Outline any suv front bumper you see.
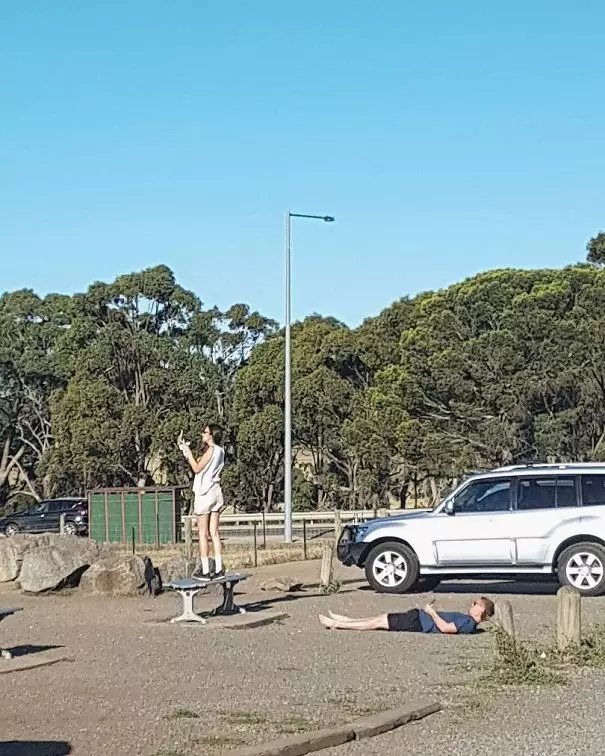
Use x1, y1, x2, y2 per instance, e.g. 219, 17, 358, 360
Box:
336, 526, 366, 567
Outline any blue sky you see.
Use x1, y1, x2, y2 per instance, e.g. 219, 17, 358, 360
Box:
1, 1, 604, 325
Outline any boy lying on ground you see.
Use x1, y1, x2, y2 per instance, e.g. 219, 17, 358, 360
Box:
319, 596, 494, 634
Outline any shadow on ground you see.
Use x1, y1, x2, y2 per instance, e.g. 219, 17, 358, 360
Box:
1, 742, 71, 755
5, 644, 64, 658
434, 580, 559, 596
354, 579, 560, 596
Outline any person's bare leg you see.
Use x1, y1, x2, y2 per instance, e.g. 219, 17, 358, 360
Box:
329, 610, 361, 621
198, 514, 210, 562
209, 511, 223, 573
319, 613, 389, 630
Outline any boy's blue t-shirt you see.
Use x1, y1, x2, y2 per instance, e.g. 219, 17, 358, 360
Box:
418, 610, 477, 634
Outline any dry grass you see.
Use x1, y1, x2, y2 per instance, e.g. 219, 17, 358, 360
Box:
225, 541, 327, 569
481, 622, 605, 689
164, 708, 200, 720
110, 539, 329, 569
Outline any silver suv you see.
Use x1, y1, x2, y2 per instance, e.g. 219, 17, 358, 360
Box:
337, 464, 605, 596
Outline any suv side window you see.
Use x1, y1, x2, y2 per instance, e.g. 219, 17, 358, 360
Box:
556, 477, 577, 507
452, 479, 512, 514
581, 475, 605, 506
517, 477, 577, 509
46, 501, 67, 513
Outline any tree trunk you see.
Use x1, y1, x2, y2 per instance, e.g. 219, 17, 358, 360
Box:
265, 482, 274, 513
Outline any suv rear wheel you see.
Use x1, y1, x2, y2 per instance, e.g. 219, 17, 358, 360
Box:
4, 522, 19, 537
557, 542, 605, 597
364, 541, 420, 594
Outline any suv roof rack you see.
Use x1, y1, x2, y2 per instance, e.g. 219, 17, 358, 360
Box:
494, 462, 605, 472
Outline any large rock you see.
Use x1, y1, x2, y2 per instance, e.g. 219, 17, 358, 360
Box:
79, 555, 160, 596
0, 535, 41, 582
19, 538, 100, 593
157, 554, 197, 584
260, 577, 304, 593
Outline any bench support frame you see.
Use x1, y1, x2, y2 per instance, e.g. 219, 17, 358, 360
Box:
167, 576, 247, 624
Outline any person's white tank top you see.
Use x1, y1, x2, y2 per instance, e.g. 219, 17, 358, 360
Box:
193, 445, 224, 496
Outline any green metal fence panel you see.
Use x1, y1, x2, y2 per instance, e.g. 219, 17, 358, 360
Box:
88, 488, 180, 544
124, 492, 139, 544
141, 492, 156, 544
157, 490, 176, 544
90, 491, 108, 542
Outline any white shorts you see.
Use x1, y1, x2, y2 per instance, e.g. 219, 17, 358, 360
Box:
194, 485, 225, 516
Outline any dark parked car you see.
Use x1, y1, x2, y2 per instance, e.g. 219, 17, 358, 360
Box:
0, 499, 88, 537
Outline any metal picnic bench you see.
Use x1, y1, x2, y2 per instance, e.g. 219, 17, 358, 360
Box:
164, 573, 248, 624
0, 608, 23, 659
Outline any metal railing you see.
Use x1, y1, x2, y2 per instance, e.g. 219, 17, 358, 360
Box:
178, 507, 432, 565
181, 507, 431, 542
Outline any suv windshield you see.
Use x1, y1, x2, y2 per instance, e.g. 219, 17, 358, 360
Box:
450, 478, 512, 513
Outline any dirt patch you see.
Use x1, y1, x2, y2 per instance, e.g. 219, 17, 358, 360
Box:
2, 563, 605, 755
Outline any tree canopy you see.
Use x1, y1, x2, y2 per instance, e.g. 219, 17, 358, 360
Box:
3, 254, 605, 511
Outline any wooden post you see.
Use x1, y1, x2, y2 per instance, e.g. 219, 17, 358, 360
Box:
184, 516, 194, 562
494, 600, 515, 638
59, 514, 65, 535
262, 510, 267, 549
253, 522, 258, 567
557, 585, 581, 651
334, 510, 342, 545
320, 543, 334, 590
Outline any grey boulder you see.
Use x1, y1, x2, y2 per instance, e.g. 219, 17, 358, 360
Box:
0, 535, 41, 582
79, 555, 160, 596
157, 554, 197, 584
19, 538, 100, 593
260, 577, 304, 593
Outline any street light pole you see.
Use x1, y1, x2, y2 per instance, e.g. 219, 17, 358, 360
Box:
284, 211, 335, 543
284, 211, 293, 543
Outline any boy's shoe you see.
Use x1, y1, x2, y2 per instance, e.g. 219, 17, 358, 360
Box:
213, 569, 225, 580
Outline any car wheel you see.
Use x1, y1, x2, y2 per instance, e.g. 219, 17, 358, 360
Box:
62, 521, 77, 536
557, 542, 605, 597
364, 541, 420, 594
4, 523, 19, 537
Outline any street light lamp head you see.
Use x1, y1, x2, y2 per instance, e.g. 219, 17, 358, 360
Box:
323, 216, 335, 223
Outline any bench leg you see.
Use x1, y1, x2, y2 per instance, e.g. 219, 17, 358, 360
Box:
171, 590, 206, 624
210, 581, 246, 617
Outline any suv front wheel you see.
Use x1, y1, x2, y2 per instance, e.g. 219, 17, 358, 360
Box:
364, 541, 420, 594
557, 542, 605, 597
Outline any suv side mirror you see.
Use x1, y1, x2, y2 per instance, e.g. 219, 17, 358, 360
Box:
445, 500, 455, 516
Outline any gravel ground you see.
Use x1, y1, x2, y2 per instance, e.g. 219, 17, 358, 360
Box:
1, 561, 604, 755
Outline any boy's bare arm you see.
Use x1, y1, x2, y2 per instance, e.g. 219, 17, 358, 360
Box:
423, 599, 457, 634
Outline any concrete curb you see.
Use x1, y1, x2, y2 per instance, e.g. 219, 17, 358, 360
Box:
0, 652, 73, 675
353, 701, 440, 739
233, 700, 440, 756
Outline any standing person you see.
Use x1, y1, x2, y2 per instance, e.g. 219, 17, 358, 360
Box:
318, 596, 494, 634
178, 425, 226, 580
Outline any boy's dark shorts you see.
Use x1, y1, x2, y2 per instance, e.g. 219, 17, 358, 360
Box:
387, 608, 422, 632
